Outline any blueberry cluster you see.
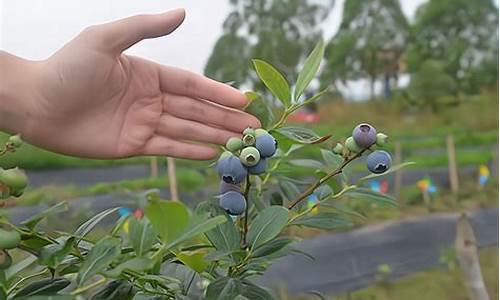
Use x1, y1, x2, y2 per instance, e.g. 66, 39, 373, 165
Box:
216, 128, 277, 216
333, 123, 392, 174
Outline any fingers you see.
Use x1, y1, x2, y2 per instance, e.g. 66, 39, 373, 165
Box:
159, 66, 248, 108
163, 94, 261, 132
142, 135, 217, 160
157, 114, 239, 145
89, 8, 186, 52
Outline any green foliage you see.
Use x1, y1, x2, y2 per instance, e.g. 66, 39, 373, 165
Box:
407, 0, 499, 93
407, 60, 458, 111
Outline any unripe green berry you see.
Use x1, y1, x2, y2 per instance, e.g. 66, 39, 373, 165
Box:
0, 228, 21, 249
376, 133, 389, 146
240, 147, 261, 166
242, 134, 255, 146
225, 137, 243, 152
333, 143, 344, 155
243, 127, 255, 136
0, 168, 28, 191
218, 151, 232, 162
0, 250, 12, 269
345, 137, 362, 153
254, 128, 269, 137
8, 134, 23, 148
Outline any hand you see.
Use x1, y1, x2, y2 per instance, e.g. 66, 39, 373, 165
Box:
5, 9, 260, 160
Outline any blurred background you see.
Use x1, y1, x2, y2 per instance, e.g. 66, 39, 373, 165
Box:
0, 0, 498, 299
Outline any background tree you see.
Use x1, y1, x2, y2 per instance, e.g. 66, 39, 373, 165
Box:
407, 60, 457, 112
322, 0, 409, 100
406, 0, 499, 94
204, 0, 334, 92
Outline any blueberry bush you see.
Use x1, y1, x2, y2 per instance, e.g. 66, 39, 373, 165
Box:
0, 40, 410, 299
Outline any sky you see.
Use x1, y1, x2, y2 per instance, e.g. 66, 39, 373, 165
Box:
0, 0, 433, 99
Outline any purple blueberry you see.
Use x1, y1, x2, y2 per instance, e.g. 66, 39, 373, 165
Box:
219, 181, 241, 194
219, 191, 246, 216
366, 150, 392, 174
216, 155, 248, 184
248, 158, 267, 175
255, 133, 277, 158
352, 123, 377, 148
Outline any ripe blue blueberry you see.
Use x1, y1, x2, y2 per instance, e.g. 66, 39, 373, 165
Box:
352, 123, 377, 148
366, 150, 392, 174
255, 133, 277, 158
219, 181, 241, 194
216, 155, 248, 184
219, 191, 246, 216
248, 158, 267, 175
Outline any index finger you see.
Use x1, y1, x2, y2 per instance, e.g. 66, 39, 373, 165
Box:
158, 66, 248, 108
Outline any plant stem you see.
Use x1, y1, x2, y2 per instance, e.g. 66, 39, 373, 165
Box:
70, 277, 107, 295
242, 173, 251, 248
287, 149, 367, 210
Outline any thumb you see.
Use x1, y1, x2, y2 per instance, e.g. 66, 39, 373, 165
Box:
94, 8, 185, 53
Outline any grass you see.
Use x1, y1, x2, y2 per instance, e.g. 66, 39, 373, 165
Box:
286, 247, 498, 300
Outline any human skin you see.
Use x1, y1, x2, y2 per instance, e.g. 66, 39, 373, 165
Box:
0, 8, 260, 160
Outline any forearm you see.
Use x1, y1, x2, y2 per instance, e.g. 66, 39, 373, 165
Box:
0, 51, 43, 136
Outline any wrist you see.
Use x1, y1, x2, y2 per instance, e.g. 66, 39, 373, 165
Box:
0, 51, 44, 138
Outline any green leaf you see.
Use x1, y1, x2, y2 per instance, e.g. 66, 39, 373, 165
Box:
244, 91, 260, 103
175, 251, 208, 273
206, 277, 242, 300
245, 95, 275, 129
321, 149, 343, 169
291, 213, 353, 230
252, 59, 291, 107
289, 159, 324, 169
279, 180, 300, 202
74, 207, 121, 239
166, 215, 227, 250
21, 202, 68, 230
104, 257, 154, 278
39, 237, 75, 269
205, 214, 240, 253
314, 185, 333, 201
247, 206, 289, 250
295, 39, 325, 101
276, 127, 331, 144
11, 278, 71, 298
252, 237, 296, 258
90, 280, 133, 300
358, 162, 416, 182
144, 200, 189, 244
5, 255, 37, 280
77, 237, 121, 285
344, 188, 397, 206
129, 217, 157, 256
241, 280, 275, 300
